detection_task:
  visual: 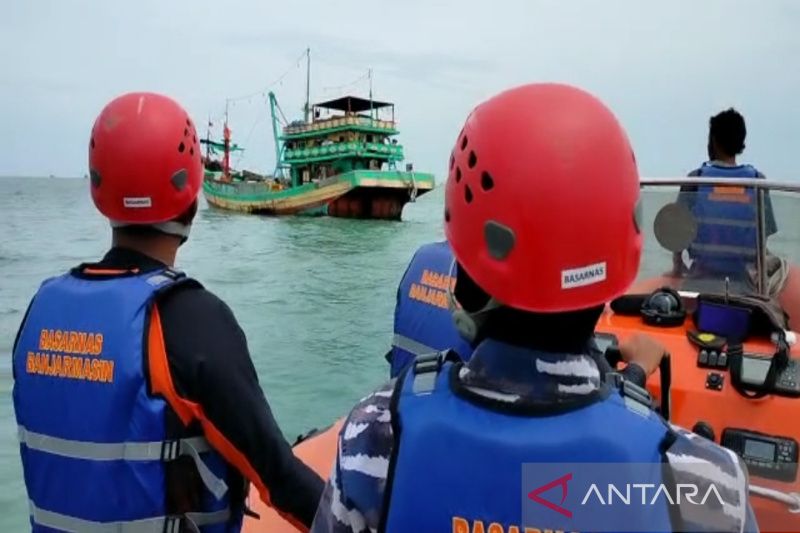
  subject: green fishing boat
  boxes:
[201,58,434,220]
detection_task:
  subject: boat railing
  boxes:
[284,142,404,160]
[283,116,396,135]
[315,175,342,188]
[641,177,800,193]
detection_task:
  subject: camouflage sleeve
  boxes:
[666,424,758,533]
[311,380,397,533]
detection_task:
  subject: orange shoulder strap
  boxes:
[147,307,308,532]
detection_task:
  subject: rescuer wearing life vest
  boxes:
[311,84,757,533]
[12,93,323,532]
[674,108,777,280]
[387,240,474,377]
[389,240,665,382]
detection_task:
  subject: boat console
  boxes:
[597,177,800,530]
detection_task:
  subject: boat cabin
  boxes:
[280,96,405,187]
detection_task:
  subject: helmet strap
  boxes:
[446,258,501,343]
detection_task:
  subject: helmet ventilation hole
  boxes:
[184,128,189,137]
[193,135,197,144]
[90,138,95,149]
[484,220,516,260]
[456,167,462,183]
[481,171,494,191]
[171,169,188,191]
[465,185,473,204]
[468,151,477,169]
[178,142,185,153]
[190,147,194,156]
[461,135,468,151]
[444,208,451,222]
[449,153,455,170]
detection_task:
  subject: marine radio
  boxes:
[737,352,800,396]
[721,429,798,482]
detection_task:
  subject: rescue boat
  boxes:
[245,177,800,532]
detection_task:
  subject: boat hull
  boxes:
[203,170,434,220]
[242,420,342,533]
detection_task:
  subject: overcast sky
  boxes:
[2,0,798,179]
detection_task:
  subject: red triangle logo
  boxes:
[527,472,573,518]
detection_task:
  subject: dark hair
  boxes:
[710,108,747,156]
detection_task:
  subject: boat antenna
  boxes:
[369,68,374,119]
[724,276,730,304]
[304,47,311,123]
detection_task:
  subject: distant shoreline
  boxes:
[0,175,84,180]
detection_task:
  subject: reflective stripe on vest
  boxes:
[17,426,228,500]
[694,216,757,229]
[29,500,230,533]
[18,425,210,461]
[690,242,756,256]
[391,333,437,357]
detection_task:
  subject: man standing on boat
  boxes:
[311,84,757,533]
[12,93,323,532]
[674,108,778,282]
[389,240,666,382]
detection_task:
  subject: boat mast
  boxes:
[304,47,311,124]
[204,115,212,163]
[269,92,288,178]
[223,99,231,182]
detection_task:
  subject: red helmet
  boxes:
[89,92,202,224]
[445,83,641,313]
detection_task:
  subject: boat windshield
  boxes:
[633,177,800,300]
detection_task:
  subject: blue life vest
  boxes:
[390,241,473,377]
[12,268,239,532]
[690,162,761,277]
[382,353,750,533]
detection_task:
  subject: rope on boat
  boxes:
[750,484,800,513]
[747,255,790,297]
[767,256,790,297]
